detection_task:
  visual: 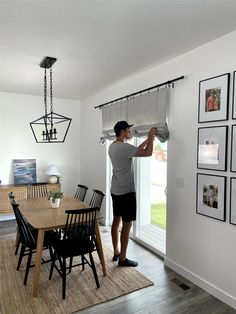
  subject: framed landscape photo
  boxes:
[197,126,228,171]
[230,178,236,225]
[196,173,226,221]
[13,159,37,185]
[233,71,236,119]
[198,73,230,123]
[231,125,236,172]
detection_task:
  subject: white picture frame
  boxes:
[197,126,228,171]
[196,173,226,221]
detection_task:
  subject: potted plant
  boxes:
[48,190,64,208]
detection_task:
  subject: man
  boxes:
[108,120,157,267]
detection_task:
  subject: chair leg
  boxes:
[82,255,85,270]
[62,258,67,300]
[15,242,20,255]
[69,257,73,273]
[15,231,20,255]
[24,251,33,285]
[89,252,100,288]
[16,245,26,270]
[49,246,53,261]
[49,251,57,280]
[15,238,20,255]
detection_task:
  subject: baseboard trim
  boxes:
[164,257,236,310]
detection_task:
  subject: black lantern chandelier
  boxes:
[30,57,72,143]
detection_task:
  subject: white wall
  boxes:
[79,98,107,218]
[80,30,236,308]
[0,92,81,196]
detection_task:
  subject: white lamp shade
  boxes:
[46,165,60,176]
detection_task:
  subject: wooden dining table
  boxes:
[17,196,107,297]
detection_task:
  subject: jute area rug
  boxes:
[0,239,153,314]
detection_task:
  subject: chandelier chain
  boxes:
[44,67,47,115]
[50,68,53,112]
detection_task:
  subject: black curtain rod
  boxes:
[94,75,184,109]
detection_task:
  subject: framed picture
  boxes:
[197,126,228,171]
[13,159,37,185]
[196,173,226,221]
[198,73,230,123]
[230,178,236,225]
[231,125,236,172]
[233,71,236,119]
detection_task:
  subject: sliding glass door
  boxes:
[107,137,167,255]
[133,137,167,255]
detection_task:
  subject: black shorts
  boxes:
[111,192,136,222]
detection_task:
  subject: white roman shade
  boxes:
[101,86,172,143]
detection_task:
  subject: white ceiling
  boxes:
[1,0,236,100]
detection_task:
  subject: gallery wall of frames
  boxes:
[196,71,236,224]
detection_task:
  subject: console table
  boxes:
[0,183,60,215]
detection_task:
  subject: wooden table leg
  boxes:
[33,229,45,297]
[95,221,106,276]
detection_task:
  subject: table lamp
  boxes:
[46,165,60,184]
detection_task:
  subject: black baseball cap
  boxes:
[114,120,134,134]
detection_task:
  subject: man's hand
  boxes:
[134,127,157,157]
[148,127,157,137]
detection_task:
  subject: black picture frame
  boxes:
[230,177,236,225]
[197,126,228,171]
[196,173,226,221]
[198,73,230,123]
[233,71,236,120]
[230,125,236,172]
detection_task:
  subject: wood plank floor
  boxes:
[1,220,235,314]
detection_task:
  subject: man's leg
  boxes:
[111,216,121,256]
[120,221,132,261]
[118,220,138,267]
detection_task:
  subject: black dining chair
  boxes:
[8,192,21,255]
[9,194,59,285]
[9,191,38,255]
[74,184,88,202]
[67,189,105,272]
[89,189,105,211]
[27,182,48,199]
[49,207,100,299]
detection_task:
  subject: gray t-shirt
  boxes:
[108,142,138,195]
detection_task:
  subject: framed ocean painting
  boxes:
[13,159,37,185]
